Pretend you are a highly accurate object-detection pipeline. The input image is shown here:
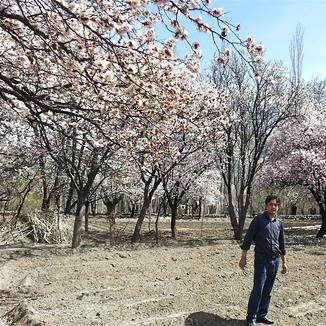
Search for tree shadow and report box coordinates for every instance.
[285,226,325,247]
[185,312,245,326]
[82,230,110,245]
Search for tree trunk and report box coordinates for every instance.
[39,157,49,211]
[148,201,152,232]
[171,204,177,239]
[91,201,97,216]
[290,203,297,215]
[64,180,75,215]
[15,180,33,223]
[103,196,122,242]
[200,199,204,238]
[132,197,152,242]
[72,194,85,248]
[316,208,326,238]
[184,202,189,216]
[198,197,202,220]
[132,176,161,242]
[226,185,251,241]
[42,196,51,211]
[84,201,90,233]
[129,203,136,218]
[103,197,121,217]
[41,184,49,211]
[309,188,326,238]
[163,199,168,217]
[237,211,246,240]
[155,196,166,244]
[226,189,241,240]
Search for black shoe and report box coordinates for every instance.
[256,316,274,324]
[247,321,257,326]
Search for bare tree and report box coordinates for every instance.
[289,23,304,86]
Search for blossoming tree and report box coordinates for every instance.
[257,81,326,238]
[211,54,299,240]
[126,74,226,241]
[1,0,265,247]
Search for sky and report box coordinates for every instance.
[172,0,326,81]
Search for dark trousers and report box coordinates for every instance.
[246,253,279,321]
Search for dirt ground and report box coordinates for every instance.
[0,217,325,326]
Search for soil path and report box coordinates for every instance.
[0,218,325,326]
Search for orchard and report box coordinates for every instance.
[0,2,325,325]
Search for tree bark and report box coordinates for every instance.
[290,203,297,215]
[91,200,97,216]
[84,201,90,233]
[316,207,326,238]
[72,193,85,248]
[132,174,161,242]
[15,180,33,223]
[64,179,76,215]
[129,203,136,218]
[155,196,166,244]
[171,204,178,239]
[309,188,326,238]
[132,196,152,242]
[103,195,122,242]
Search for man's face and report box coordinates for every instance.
[266,199,279,217]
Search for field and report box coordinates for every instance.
[0,217,325,326]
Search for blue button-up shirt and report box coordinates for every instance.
[240,211,286,256]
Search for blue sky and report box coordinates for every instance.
[171,0,326,81]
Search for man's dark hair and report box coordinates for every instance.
[265,195,281,205]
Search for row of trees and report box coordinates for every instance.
[0,1,325,247]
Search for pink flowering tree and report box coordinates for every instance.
[126,75,226,242]
[1,0,266,247]
[0,0,262,120]
[257,81,326,237]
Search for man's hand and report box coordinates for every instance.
[239,251,247,270]
[280,255,287,274]
[281,262,288,274]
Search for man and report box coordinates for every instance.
[239,195,287,326]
